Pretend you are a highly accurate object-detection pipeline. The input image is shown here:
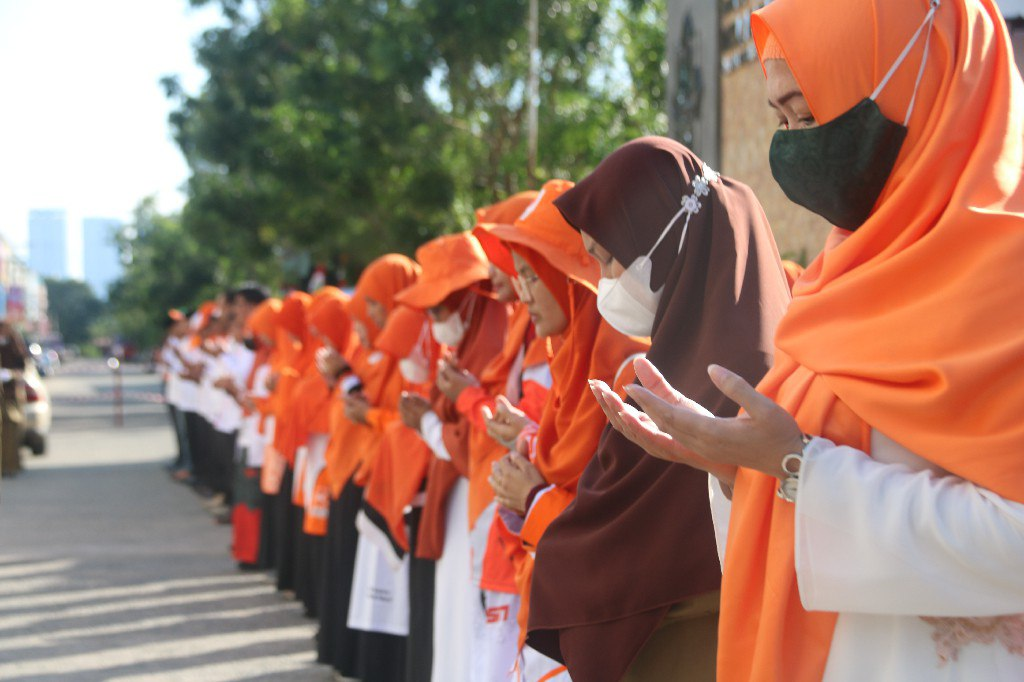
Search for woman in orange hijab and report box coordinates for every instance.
[232,297,280,569]
[282,287,350,618]
[393,232,512,682]
[266,290,313,596]
[596,1,1024,679]
[487,180,651,681]
[317,254,418,681]
[361,304,440,682]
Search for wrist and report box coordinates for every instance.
[776,433,812,503]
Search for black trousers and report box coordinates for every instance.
[273,467,298,592]
[406,506,434,682]
[183,411,206,484]
[317,478,364,677]
[210,429,237,502]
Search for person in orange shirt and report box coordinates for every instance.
[277,286,350,618]
[265,290,314,596]
[393,232,512,682]
[357,303,443,682]
[317,255,419,681]
[480,180,650,682]
[231,296,281,569]
[440,193,562,680]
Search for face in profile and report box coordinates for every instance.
[511,251,567,339]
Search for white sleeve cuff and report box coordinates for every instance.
[420,411,451,461]
[708,474,732,568]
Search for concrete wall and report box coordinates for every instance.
[720,60,831,262]
[666,0,720,168]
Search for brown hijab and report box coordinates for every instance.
[527,137,791,679]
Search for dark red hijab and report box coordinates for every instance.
[527,137,791,680]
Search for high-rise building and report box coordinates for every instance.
[83,217,122,299]
[28,209,68,280]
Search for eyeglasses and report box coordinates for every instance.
[512,272,541,300]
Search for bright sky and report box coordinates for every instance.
[0,0,224,278]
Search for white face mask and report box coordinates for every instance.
[431,295,475,347]
[399,325,431,384]
[596,165,717,337]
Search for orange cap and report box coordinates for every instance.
[472,191,540,276]
[486,179,600,290]
[393,232,491,309]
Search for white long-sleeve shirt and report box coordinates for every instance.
[711,430,1024,680]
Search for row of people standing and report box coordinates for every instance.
[156,0,1024,678]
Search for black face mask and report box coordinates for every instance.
[769,99,907,230]
[768,0,939,231]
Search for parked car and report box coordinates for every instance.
[22,360,50,456]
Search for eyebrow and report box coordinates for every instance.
[768,90,803,110]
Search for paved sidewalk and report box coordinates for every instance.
[0,364,332,681]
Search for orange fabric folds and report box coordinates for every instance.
[472,191,540,276]
[721,1,1024,680]
[323,256,419,497]
[362,306,439,550]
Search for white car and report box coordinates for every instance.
[22,360,50,455]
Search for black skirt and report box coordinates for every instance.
[273,467,297,593]
[257,488,276,570]
[317,478,364,677]
[293,506,319,617]
[406,506,435,682]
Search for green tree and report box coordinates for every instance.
[103,198,223,348]
[43,278,105,345]
[167,0,669,276]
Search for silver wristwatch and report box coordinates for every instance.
[777,433,812,503]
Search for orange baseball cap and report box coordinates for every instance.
[394,232,491,309]
[485,179,600,291]
[471,191,540,277]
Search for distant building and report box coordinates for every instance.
[28,209,68,279]
[83,217,122,299]
[0,235,50,336]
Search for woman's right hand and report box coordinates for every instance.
[483,395,530,450]
[590,361,738,488]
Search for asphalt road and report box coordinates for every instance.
[0,362,333,681]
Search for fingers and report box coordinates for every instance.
[633,358,684,404]
[495,395,514,415]
[481,406,493,421]
[625,384,708,444]
[707,364,769,420]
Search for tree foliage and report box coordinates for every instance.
[165,0,668,277]
[43,278,105,345]
[103,198,223,349]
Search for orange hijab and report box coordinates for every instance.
[244,298,281,395]
[394,232,513,558]
[723,1,1024,680]
[493,179,650,647]
[349,253,422,342]
[363,305,440,550]
[493,178,644,502]
[472,191,540,276]
[324,255,419,494]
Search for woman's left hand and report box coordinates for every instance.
[619,358,805,479]
[435,358,479,403]
[489,452,546,514]
[343,392,372,425]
